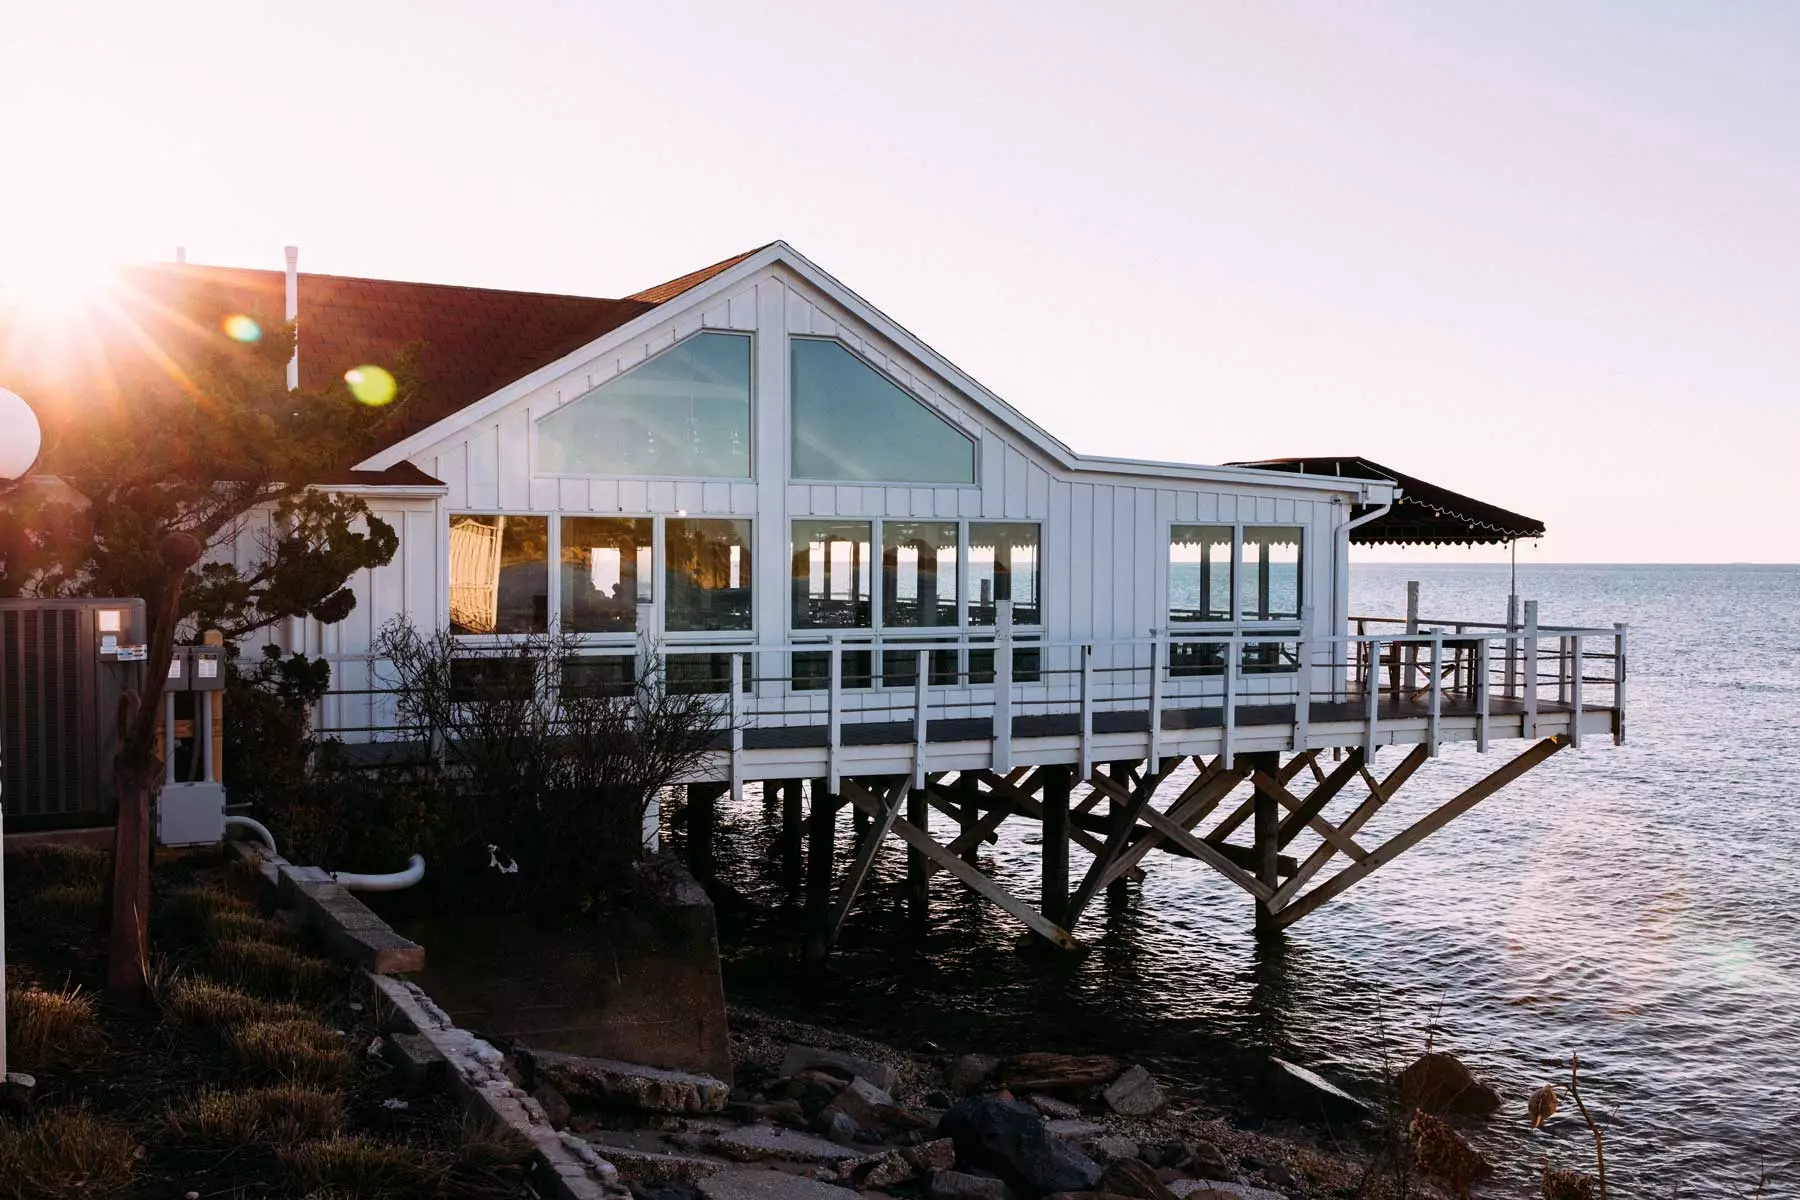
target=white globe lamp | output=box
[0,388,41,481]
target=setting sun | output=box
[0,238,119,318]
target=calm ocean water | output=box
[704,564,1800,1197]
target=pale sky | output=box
[3,2,1795,562]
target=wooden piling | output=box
[1106,762,1133,901]
[686,782,723,884]
[957,772,981,863]
[907,787,929,917]
[780,779,804,892]
[1041,765,1071,925]
[1246,751,1283,937]
[805,778,837,962]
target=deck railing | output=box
[314,601,1626,787]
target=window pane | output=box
[1242,526,1303,622]
[562,656,635,699]
[792,520,872,629]
[967,523,1040,625]
[1170,640,1226,677]
[1170,525,1232,623]
[537,332,750,477]
[450,655,536,701]
[792,649,874,691]
[969,641,1041,685]
[881,521,958,628]
[666,519,753,631]
[790,338,976,484]
[881,647,960,688]
[449,514,548,634]
[560,517,653,633]
[667,654,753,694]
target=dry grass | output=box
[278,1134,446,1198]
[8,842,110,889]
[221,850,269,899]
[209,936,343,1001]
[205,906,299,946]
[0,1110,139,1198]
[167,1085,346,1146]
[165,977,307,1031]
[4,984,102,1067]
[20,880,106,927]
[228,1017,352,1084]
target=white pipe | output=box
[284,245,299,391]
[225,814,278,857]
[332,854,426,893]
[1345,495,1397,532]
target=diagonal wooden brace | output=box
[1062,761,1176,930]
[1269,744,1429,909]
[1088,756,1243,894]
[826,777,909,946]
[1207,750,1319,846]
[1271,736,1566,929]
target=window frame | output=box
[530,329,756,483]
[787,335,981,488]
[1164,521,1308,677]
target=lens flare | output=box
[222,314,261,343]
[345,364,398,406]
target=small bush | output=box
[167,1085,345,1145]
[20,881,105,927]
[7,842,109,889]
[162,886,255,939]
[5,985,101,1067]
[278,1134,446,1198]
[209,937,342,1001]
[165,977,307,1031]
[0,1110,139,1197]
[229,1018,352,1084]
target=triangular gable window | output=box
[538,331,750,478]
[790,338,976,484]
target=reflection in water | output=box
[697,567,1800,1199]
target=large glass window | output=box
[792,521,872,629]
[665,519,752,631]
[1169,525,1233,623]
[560,517,653,633]
[790,338,976,484]
[448,515,548,634]
[1242,526,1303,622]
[881,521,958,628]
[537,332,751,478]
[967,523,1040,625]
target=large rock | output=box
[1397,1051,1502,1116]
[1264,1057,1368,1120]
[1098,1158,1177,1200]
[1408,1110,1492,1194]
[1101,1065,1168,1117]
[779,1044,899,1092]
[519,1047,729,1114]
[1002,1052,1122,1093]
[821,1076,894,1131]
[699,1168,861,1200]
[1084,1134,1141,1163]
[942,1095,1103,1197]
[951,1053,1001,1096]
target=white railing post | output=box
[635,601,657,694]
[1613,622,1628,746]
[1079,644,1094,780]
[728,653,744,802]
[827,636,843,794]
[1504,592,1519,699]
[1558,634,1572,707]
[1223,633,1239,765]
[913,649,929,789]
[1147,626,1165,774]
[1427,628,1443,756]
[992,599,1013,773]
[1569,633,1584,749]
[1522,600,1539,740]
[1364,634,1380,758]
[1404,580,1420,694]
[1475,635,1491,752]
[1294,605,1313,753]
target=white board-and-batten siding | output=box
[313,262,1357,729]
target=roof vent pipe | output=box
[175,246,186,264]
[284,245,299,390]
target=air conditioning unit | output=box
[0,598,145,830]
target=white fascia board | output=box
[1068,455,1397,500]
[307,482,449,501]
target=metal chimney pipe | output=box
[175,246,187,264]
[284,245,299,390]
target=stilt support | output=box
[1041,765,1071,927]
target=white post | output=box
[992,600,1013,773]
[1364,634,1381,758]
[1613,622,1629,746]
[200,691,216,784]
[728,653,744,803]
[1404,579,1421,694]
[1504,593,1520,699]
[1147,626,1164,774]
[634,602,657,691]
[1294,605,1313,753]
[1427,628,1443,757]
[1522,600,1539,740]
[1475,635,1491,753]
[1078,644,1094,781]
[912,649,929,789]
[1223,633,1239,765]
[827,636,843,794]
[283,245,300,391]
[1569,634,1584,749]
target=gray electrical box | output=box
[165,650,190,691]
[0,598,146,829]
[188,645,226,691]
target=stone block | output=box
[384,1032,447,1082]
[1102,1065,1168,1117]
[699,1169,859,1200]
[778,1044,899,1092]
[522,1048,729,1114]
[930,1170,1009,1200]
[713,1125,867,1164]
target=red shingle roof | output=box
[0,247,768,476]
